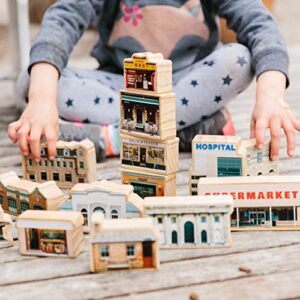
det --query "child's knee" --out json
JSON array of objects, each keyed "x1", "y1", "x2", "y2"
[{"x1": 16, "y1": 69, "x2": 30, "y2": 100}]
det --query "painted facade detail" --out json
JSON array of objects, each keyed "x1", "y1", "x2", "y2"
[
  {"x1": 90, "y1": 214, "x2": 159, "y2": 272},
  {"x1": 190, "y1": 135, "x2": 278, "y2": 195},
  {"x1": 144, "y1": 195, "x2": 233, "y2": 248},
  {"x1": 17, "y1": 210, "x2": 84, "y2": 257},
  {"x1": 71, "y1": 180, "x2": 144, "y2": 227},
  {"x1": 22, "y1": 139, "x2": 97, "y2": 189},
  {"x1": 198, "y1": 176, "x2": 300, "y2": 230},
  {"x1": 0, "y1": 171, "x2": 65, "y2": 216},
  {"x1": 0, "y1": 205, "x2": 13, "y2": 248}
]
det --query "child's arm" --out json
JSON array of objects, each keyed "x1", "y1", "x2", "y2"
[
  {"x1": 8, "y1": 63, "x2": 59, "y2": 161},
  {"x1": 251, "y1": 70, "x2": 300, "y2": 160},
  {"x1": 8, "y1": 0, "x2": 104, "y2": 160},
  {"x1": 212, "y1": 0, "x2": 298, "y2": 157}
]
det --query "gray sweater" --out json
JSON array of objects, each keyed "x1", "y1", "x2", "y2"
[{"x1": 30, "y1": 0, "x2": 289, "y2": 83}]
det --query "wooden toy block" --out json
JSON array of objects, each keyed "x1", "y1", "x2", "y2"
[
  {"x1": 144, "y1": 195, "x2": 233, "y2": 248},
  {"x1": 90, "y1": 213, "x2": 159, "y2": 272},
  {"x1": 71, "y1": 180, "x2": 144, "y2": 227},
  {"x1": 120, "y1": 90, "x2": 176, "y2": 141},
  {"x1": 120, "y1": 134, "x2": 179, "y2": 175},
  {"x1": 22, "y1": 139, "x2": 97, "y2": 190},
  {"x1": 121, "y1": 168, "x2": 176, "y2": 199},
  {"x1": 124, "y1": 52, "x2": 172, "y2": 94},
  {"x1": 0, "y1": 171, "x2": 65, "y2": 217},
  {"x1": 189, "y1": 135, "x2": 278, "y2": 195},
  {"x1": 0, "y1": 205, "x2": 13, "y2": 248},
  {"x1": 197, "y1": 175, "x2": 300, "y2": 231},
  {"x1": 17, "y1": 210, "x2": 84, "y2": 257}
]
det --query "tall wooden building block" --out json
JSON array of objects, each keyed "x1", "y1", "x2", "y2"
[
  {"x1": 120, "y1": 90, "x2": 176, "y2": 140},
  {"x1": 0, "y1": 205, "x2": 13, "y2": 248},
  {"x1": 190, "y1": 135, "x2": 278, "y2": 195},
  {"x1": 121, "y1": 168, "x2": 176, "y2": 199},
  {"x1": 90, "y1": 213, "x2": 160, "y2": 272},
  {"x1": 120, "y1": 134, "x2": 179, "y2": 175},
  {"x1": 17, "y1": 210, "x2": 84, "y2": 257},
  {"x1": 0, "y1": 171, "x2": 65, "y2": 217},
  {"x1": 124, "y1": 52, "x2": 172, "y2": 94},
  {"x1": 144, "y1": 195, "x2": 233, "y2": 248},
  {"x1": 198, "y1": 176, "x2": 300, "y2": 231},
  {"x1": 22, "y1": 139, "x2": 97, "y2": 189}
]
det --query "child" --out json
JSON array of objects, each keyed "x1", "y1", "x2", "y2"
[{"x1": 8, "y1": 0, "x2": 300, "y2": 161}]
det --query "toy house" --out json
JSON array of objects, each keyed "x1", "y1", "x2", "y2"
[
  {"x1": 198, "y1": 176, "x2": 300, "y2": 230},
  {"x1": 17, "y1": 210, "x2": 84, "y2": 257},
  {"x1": 22, "y1": 139, "x2": 97, "y2": 189},
  {"x1": 0, "y1": 171, "x2": 65, "y2": 216},
  {"x1": 121, "y1": 168, "x2": 176, "y2": 199},
  {"x1": 120, "y1": 90, "x2": 176, "y2": 140},
  {"x1": 190, "y1": 135, "x2": 278, "y2": 195},
  {"x1": 0, "y1": 205, "x2": 13, "y2": 248},
  {"x1": 90, "y1": 213, "x2": 159, "y2": 272},
  {"x1": 71, "y1": 180, "x2": 144, "y2": 227},
  {"x1": 124, "y1": 52, "x2": 172, "y2": 94},
  {"x1": 120, "y1": 134, "x2": 179, "y2": 174},
  {"x1": 144, "y1": 195, "x2": 233, "y2": 248}
]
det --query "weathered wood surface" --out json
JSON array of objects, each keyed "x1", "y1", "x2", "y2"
[{"x1": 0, "y1": 45, "x2": 300, "y2": 299}]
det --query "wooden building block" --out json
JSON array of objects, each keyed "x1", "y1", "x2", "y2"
[
  {"x1": 124, "y1": 52, "x2": 172, "y2": 94},
  {"x1": 120, "y1": 134, "x2": 179, "y2": 175},
  {"x1": 0, "y1": 171, "x2": 65, "y2": 217},
  {"x1": 189, "y1": 135, "x2": 278, "y2": 195},
  {"x1": 121, "y1": 168, "x2": 176, "y2": 199},
  {"x1": 144, "y1": 195, "x2": 233, "y2": 248},
  {"x1": 90, "y1": 213, "x2": 159, "y2": 272},
  {"x1": 17, "y1": 210, "x2": 84, "y2": 257},
  {"x1": 0, "y1": 205, "x2": 13, "y2": 248},
  {"x1": 197, "y1": 175, "x2": 300, "y2": 231},
  {"x1": 22, "y1": 139, "x2": 97, "y2": 189},
  {"x1": 120, "y1": 90, "x2": 176, "y2": 141},
  {"x1": 71, "y1": 180, "x2": 144, "y2": 228}
]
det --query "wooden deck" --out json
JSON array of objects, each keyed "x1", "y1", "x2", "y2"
[{"x1": 1, "y1": 45, "x2": 300, "y2": 299}]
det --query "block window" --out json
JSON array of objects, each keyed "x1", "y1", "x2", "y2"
[
  {"x1": 44, "y1": 160, "x2": 48, "y2": 167},
  {"x1": 69, "y1": 162, "x2": 73, "y2": 168},
  {"x1": 65, "y1": 173, "x2": 72, "y2": 182},
  {"x1": 171, "y1": 217, "x2": 176, "y2": 224},
  {"x1": 63, "y1": 161, "x2": 67, "y2": 168},
  {"x1": 8, "y1": 198, "x2": 17, "y2": 213},
  {"x1": 41, "y1": 172, "x2": 47, "y2": 180},
  {"x1": 126, "y1": 245, "x2": 135, "y2": 257},
  {"x1": 100, "y1": 245, "x2": 109, "y2": 257},
  {"x1": 214, "y1": 216, "x2": 220, "y2": 223},
  {"x1": 257, "y1": 152, "x2": 263, "y2": 163},
  {"x1": 157, "y1": 217, "x2": 163, "y2": 224},
  {"x1": 53, "y1": 173, "x2": 59, "y2": 181},
  {"x1": 79, "y1": 162, "x2": 84, "y2": 169},
  {"x1": 201, "y1": 216, "x2": 207, "y2": 223},
  {"x1": 78, "y1": 150, "x2": 83, "y2": 157},
  {"x1": 56, "y1": 161, "x2": 60, "y2": 167},
  {"x1": 29, "y1": 174, "x2": 35, "y2": 181},
  {"x1": 34, "y1": 205, "x2": 42, "y2": 210},
  {"x1": 21, "y1": 202, "x2": 29, "y2": 212},
  {"x1": 50, "y1": 161, "x2": 54, "y2": 167},
  {"x1": 29, "y1": 159, "x2": 32, "y2": 166}
]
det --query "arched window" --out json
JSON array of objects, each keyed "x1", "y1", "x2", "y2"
[
  {"x1": 201, "y1": 230, "x2": 208, "y2": 243},
  {"x1": 93, "y1": 207, "x2": 105, "y2": 216},
  {"x1": 111, "y1": 209, "x2": 118, "y2": 219},
  {"x1": 81, "y1": 208, "x2": 88, "y2": 225},
  {"x1": 171, "y1": 231, "x2": 178, "y2": 244},
  {"x1": 184, "y1": 221, "x2": 195, "y2": 243}
]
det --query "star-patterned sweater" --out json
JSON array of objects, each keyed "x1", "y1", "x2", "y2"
[{"x1": 30, "y1": 0, "x2": 289, "y2": 82}]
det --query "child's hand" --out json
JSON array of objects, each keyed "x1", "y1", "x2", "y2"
[
  {"x1": 8, "y1": 63, "x2": 59, "y2": 161},
  {"x1": 251, "y1": 71, "x2": 300, "y2": 160}
]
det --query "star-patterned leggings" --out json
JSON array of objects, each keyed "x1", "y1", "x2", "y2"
[{"x1": 17, "y1": 43, "x2": 253, "y2": 152}]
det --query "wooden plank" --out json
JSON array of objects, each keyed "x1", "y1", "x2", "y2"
[{"x1": 1, "y1": 244, "x2": 300, "y2": 299}]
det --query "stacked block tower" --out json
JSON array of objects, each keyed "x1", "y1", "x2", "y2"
[{"x1": 120, "y1": 52, "x2": 179, "y2": 198}]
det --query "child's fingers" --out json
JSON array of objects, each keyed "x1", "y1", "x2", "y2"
[
  {"x1": 8, "y1": 120, "x2": 22, "y2": 143},
  {"x1": 45, "y1": 126, "x2": 57, "y2": 160},
  {"x1": 282, "y1": 119, "x2": 295, "y2": 157},
  {"x1": 269, "y1": 117, "x2": 282, "y2": 161},
  {"x1": 29, "y1": 126, "x2": 42, "y2": 161},
  {"x1": 17, "y1": 122, "x2": 30, "y2": 155},
  {"x1": 255, "y1": 118, "x2": 268, "y2": 150}
]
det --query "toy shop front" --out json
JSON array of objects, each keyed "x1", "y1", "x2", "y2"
[{"x1": 198, "y1": 177, "x2": 300, "y2": 229}]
